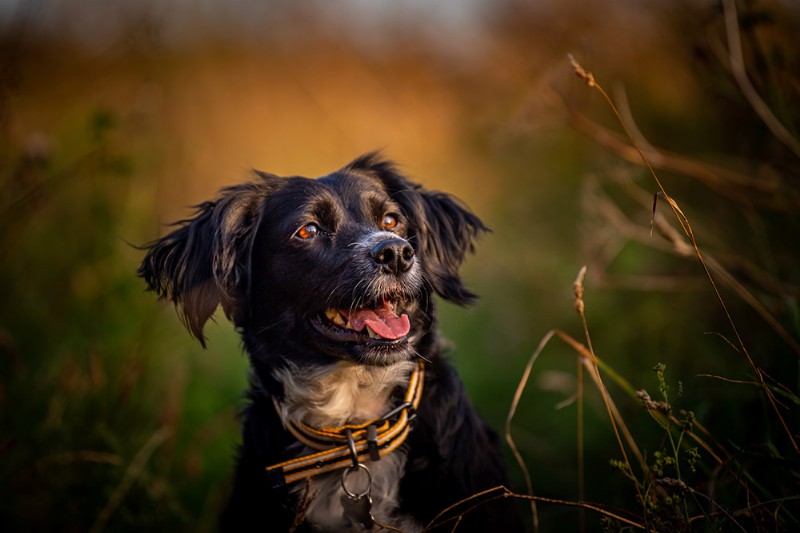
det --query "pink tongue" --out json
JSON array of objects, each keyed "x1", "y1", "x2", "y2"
[{"x1": 343, "y1": 302, "x2": 410, "y2": 340}]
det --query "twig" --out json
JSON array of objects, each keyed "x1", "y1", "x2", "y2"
[
  {"x1": 505, "y1": 331, "x2": 554, "y2": 531},
  {"x1": 722, "y1": 0, "x2": 800, "y2": 159},
  {"x1": 677, "y1": 481, "x2": 749, "y2": 533},
  {"x1": 288, "y1": 479, "x2": 318, "y2": 533},
  {"x1": 696, "y1": 372, "x2": 800, "y2": 408},
  {"x1": 425, "y1": 486, "x2": 511, "y2": 531},
  {"x1": 90, "y1": 427, "x2": 171, "y2": 533},
  {"x1": 374, "y1": 518, "x2": 406, "y2": 533},
  {"x1": 35, "y1": 451, "x2": 123, "y2": 468},
  {"x1": 695, "y1": 374, "x2": 759, "y2": 387},
  {"x1": 423, "y1": 485, "x2": 646, "y2": 532},
  {"x1": 567, "y1": 109, "x2": 800, "y2": 212}
]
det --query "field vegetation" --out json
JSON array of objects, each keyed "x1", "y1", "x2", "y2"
[{"x1": 1, "y1": 1, "x2": 798, "y2": 530}]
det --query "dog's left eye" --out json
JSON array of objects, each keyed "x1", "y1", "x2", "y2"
[
  {"x1": 381, "y1": 214, "x2": 399, "y2": 229},
  {"x1": 295, "y1": 223, "x2": 320, "y2": 240}
]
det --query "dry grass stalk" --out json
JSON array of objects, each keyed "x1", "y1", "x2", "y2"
[
  {"x1": 567, "y1": 109, "x2": 800, "y2": 212},
  {"x1": 589, "y1": 173, "x2": 800, "y2": 436},
  {"x1": 505, "y1": 323, "x2": 648, "y2": 531},
  {"x1": 423, "y1": 485, "x2": 646, "y2": 532},
  {"x1": 520, "y1": 281, "x2": 794, "y2": 531},
  {"x1": 504, "y1": 330, "x2": 553, "y2": 531},
  {"x1": 288, "y1": 479, "x2": 318, "y2": 533},
  {"x1": 503, "y1": 263, "x2": 780, "y2": 529},
  {"x1": 569, "y1": 54, "x2": 799, "y2": 454},
  {"x1": 90, "y1": 427, "x2": 172, "y2": 533},
  {"x1": 582, "y1": 170, "x2": 800, "y2": 357},
  {"x1": 35, "y1": 451, "x2": 123, "y2": 468},
  {"x1": 572, "y1": 266, "x2": 646, "y2": 510},
  {"x1": 722, "y1": 0, "x2": 800, "y2": 159},
  {"x1": 574, "y1": 269, "x2": 586, "y2": 532}
]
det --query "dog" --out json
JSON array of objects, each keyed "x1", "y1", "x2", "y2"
[{"x1": 139, "y1": 153, "x2": 523, "y2": 532}]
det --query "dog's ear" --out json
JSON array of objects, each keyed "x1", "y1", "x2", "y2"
[
  {"x1": 138, "y1": 174, "x2": 276, "y2": 346},
  {"x1": 348, "y1": 152, "x2": 489, "y2": 305}
]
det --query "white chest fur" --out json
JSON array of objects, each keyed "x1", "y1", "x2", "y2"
[{"x1": 272, "y1": 360, "x2": 423, "y2": 532}]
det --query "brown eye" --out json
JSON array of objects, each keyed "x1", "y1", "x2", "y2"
[
  {"x1": 381, "y1": 214, "x2": 399, "y2": 229},
  {"x1": 295, "y1": 223, "x2": 320, "y2": 240}
]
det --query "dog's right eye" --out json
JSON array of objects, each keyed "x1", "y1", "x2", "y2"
[{"x1": 294, "y1": 223, "x2": 320, "y2": 240}]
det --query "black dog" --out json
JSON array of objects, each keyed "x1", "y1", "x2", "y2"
[{"x1": 139, "y1": 153, "x2": 522, "y2": 532}]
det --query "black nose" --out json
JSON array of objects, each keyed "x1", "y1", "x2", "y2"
[{"x1": 371, "y1": 238, "x2": 415, "y2": 275}]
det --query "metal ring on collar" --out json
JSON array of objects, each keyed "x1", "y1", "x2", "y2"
[{"x1": 341, "y1": 463, "x2": 372, "y2": 500}]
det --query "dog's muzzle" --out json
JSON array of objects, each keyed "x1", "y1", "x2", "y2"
[
  {"x1": 370, "y1": 237, "x2": 415, "y2": 276},
  {"x1": 312, "y1": 231, "x2": 421, "y2": 346}
]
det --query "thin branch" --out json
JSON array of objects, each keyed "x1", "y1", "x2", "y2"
[
  {"x1": 423, "y1": 485, "x2": 646, "y2": 532},
  {"x1": 505, "y1": 331, "x2": 554, "y2": 531},
  {"x1": 90, "y1": 427, "x2": 171, "y2": 533},
  {"x1": 567, "y1": 110, "x2": 800, "y2": 212},
  {"x1": 288, "y1": 479, "x2": 318, "y2": 533},
  {"x1": 722, "y1": 0, "x2": 800, "y2": 159}
]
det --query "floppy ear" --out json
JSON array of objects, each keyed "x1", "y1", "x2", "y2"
[
  {"x1": 348, "y1": 152, "x2": 489, "y2": 305},
  {"x1": 138, "y1": 174, "x2": 275, "y2": 346}
]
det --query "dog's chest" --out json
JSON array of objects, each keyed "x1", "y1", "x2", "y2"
[
  {"x1": 274, "y1": 361, "x2": 422, "y2": 531},
  {"x1": 296, "y1": 451, "x2": 418, "y2": 532}
]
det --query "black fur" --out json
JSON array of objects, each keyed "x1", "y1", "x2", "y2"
[{"x1": 139, "y1": 153, "x2": 522, "y2": 532}]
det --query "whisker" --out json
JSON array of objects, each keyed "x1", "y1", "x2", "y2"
[{"x1": 409, "y1": 345, "x2": 432, "y2": 364}]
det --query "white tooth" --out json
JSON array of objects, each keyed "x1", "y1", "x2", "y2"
[{"x1": 366, "y1": 326, "x2": 381, "y2": 339}]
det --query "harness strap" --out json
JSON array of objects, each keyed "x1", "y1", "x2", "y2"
[{"x1": 265, "y1": 360, "x2": 424, "y2": 488}]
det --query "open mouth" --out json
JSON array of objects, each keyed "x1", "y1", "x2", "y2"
[{"x1": 312, "y1": 300, "x2": 412, "y2": 345}]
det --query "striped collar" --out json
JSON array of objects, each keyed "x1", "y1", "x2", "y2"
[{"x1": 266, "y1": 360, "x2": 425, "y2": 489}]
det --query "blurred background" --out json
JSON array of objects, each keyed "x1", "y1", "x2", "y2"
[{"x1": 1, "y1": 0, "x2": 799, "y2": 531}]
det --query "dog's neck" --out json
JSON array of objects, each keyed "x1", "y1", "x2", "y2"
[{"x1": 273, "y1": 360, "x2": 416, "y2": 428}]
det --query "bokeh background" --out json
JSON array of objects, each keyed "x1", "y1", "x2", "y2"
[{"x1": 1, "y1": 0, "x2": 799, "y2": 531}]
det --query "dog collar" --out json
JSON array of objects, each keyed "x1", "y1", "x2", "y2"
[{"x1": 265, "y1": 360, "x2": 425, "y2": 489}]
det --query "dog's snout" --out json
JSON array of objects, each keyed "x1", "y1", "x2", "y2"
[{"x1": 371, "y1": 238, "x2": 415, "y2": 275}]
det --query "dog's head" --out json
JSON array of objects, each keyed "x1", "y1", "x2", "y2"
[{"x1": 139, "y1": 153, "x2": 487, "y2": 366}]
